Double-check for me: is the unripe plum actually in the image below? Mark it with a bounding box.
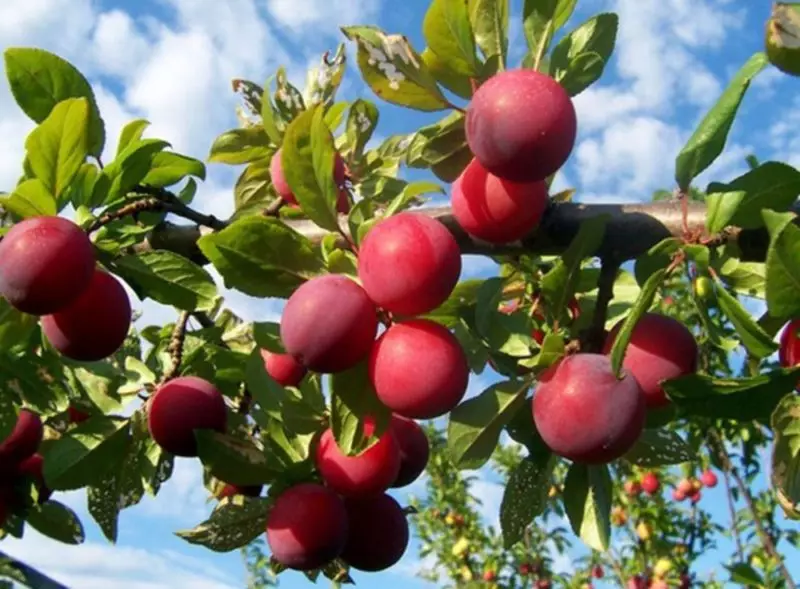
[700,469,718,488]
[41,269,132,362]
[15,453,51,503]
[0,409,43,471]
[147,376,227,457]
[603,312,698,408]
[465,69,577,183]
[533,354,646,464]
[641,472,660,495]
[389,415,430,488]
[315,418,401,497]
[369,319,469,419]
[451,157,548,244]
[266,483,348,571]
[280,274,378,373]
[218,483,262,499]
[779,318,800,368]
[357,212,462,316]
[261,349,306,387]
[0,216,96,315]
[341,493,409,571]
[270,148,348,211]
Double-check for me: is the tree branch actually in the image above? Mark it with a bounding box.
[130,200,784,266]
[0,550,69,589]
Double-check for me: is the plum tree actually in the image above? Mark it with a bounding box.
[603,312,699,408]
[369,319,469,419]
[389,415,430,488]
[465,69,577,183]
[315,418,401,497]
[451,157,549,244]
[0,215,95,315]
[357,212,461,316]
[533,354,646,464]
[147,376,228,457]
[0,410,43,471]
[266,483,348,571]
[341,493,409,572]
[280,274,378,373]
[40,269,132,362]
[260,349,307,387]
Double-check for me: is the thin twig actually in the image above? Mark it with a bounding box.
[160,311,190,384]
[723,468,745,561]
[85,197,165,233]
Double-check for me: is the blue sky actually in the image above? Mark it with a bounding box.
[0,0,799,587]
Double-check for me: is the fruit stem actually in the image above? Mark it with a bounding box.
[263,196,285,217]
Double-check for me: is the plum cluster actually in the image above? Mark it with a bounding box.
[451,69,578,244]
[0,216,132,362]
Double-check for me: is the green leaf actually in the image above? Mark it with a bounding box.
[25,501,85,545]
[232,160,272,217]
[633,238,680,287]
[116,119,150,156]
[675,52,768,189]
[771,393,800,520]
[549,13,618,96]
[345,99,380,161]
[281,107,340,231]
[197,216,324,298]
[422,279,484,328]
[384,180,444,217]
[175,496,273,552]
[447,380,529,469]
[540,214,609,322]
[608,268,666,376]
[195,430,277,486]
[207,127,271,165]
[101,138,171,204]
[114,251,217,312]
[0,179,57,217]
[622,429,693,467]
[0,353,69,416]
[141,151,206,188]
[329,361,390,456]
[24,97,90,199]
[664,368,800,421]
[468,0,509,63]
[714,276,778,358]
[421,48,474,99]
[763,209,800,319]
[500,452,555,548]
[43,417,131,491]
[563,463,612,552]
[726,563,766,587]
[423,0,480,76]
[341,26,450,112]
[523,0,577,58]
[705,162,800,233]
[0,299,38,353]
[3,47,105,155]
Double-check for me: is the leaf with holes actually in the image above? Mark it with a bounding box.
[623,429,693,467]
[500,452,555,548]
[176,496,274,552]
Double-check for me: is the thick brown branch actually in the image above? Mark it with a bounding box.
[131,200,782,265]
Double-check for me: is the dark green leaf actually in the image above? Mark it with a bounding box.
[675,52,768,189]
[563,463,612,551]
[3,47,105,155]
[549,13,618,96]
[623,429,693,467]
[195,430,277,486]
[664,368,800,421]
[25,501,84,545]
[633,238,680,287]
[447,380,529,469]
[114,251,217,312]
[329,360,390,456]
[763,209,800,319]
[197,216,324,298]
[714,276,777,358]
[771,394,800,520]
[500,453,555,548]
[175,496,273,552]
[705,162,800,233]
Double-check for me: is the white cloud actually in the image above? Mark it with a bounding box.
[1,530,240,589]
[90,10,152,79]
[265,0,381,35]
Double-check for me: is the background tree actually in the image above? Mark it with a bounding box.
[1,2,800,589]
